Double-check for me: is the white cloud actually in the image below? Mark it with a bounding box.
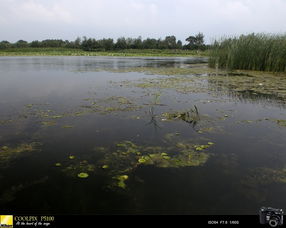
[0,0,285,42]
[0,0,73,24]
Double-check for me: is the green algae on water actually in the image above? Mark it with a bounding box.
[77,172,89,178]
[55,163,62,167]
[62,125,74,129]
[114,175,129,189]
[62,160,95,178]
[41,121,56,127]
[0,142,41,166]
[276,120,286,127]
[242,167,286,186]
[54,136,215,189]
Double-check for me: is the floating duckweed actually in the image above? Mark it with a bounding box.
[0,142,40,166]
[41,121,56,127]
[115,65,286,102]
[117,97,132,105]
[195,147,202,151]
[276,120,286,127]
[55,163,62,167]
[91,96,142,114]
[243,167,286,185]
[197,127,215,133]
[162,109,199,123]
[0,119,14,126]
[114,175,129,189]
[137,151,209,168]
[118,175,128,181]
[25,104,33,108]
[77,172,89,178]
[69,155,75,160]
[175,142,194,150]
[51,115,64,119]
[207,142,215,145]
[105,65,212,76]
[194,144,211,151]
[138,155,151,164]
[62,125,74,128]
[138,158,147,163]
[62,160,95,177]
[62,139,213,189]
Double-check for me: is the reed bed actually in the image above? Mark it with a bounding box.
[209,33,286,72]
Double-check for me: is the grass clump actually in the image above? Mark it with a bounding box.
[209,33,286,72]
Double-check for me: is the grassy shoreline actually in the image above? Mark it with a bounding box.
[0,47,208,57]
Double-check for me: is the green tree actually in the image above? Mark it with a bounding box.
[133,36,143,49]
[185,32,205,50]
[99,38,114,51]
[81,37,97,51]
[0,41,11,49]
[142,38,158,49]
[115,37,127,49]
[15,40,28,48]
[165,36,177,49]
[157,38,167,49]
[30,40,40,47]
[176,40,183,49]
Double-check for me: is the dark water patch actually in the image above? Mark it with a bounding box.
[0,56,286,214]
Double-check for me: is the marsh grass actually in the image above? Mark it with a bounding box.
[209,33,286,72]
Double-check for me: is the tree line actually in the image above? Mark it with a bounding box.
[0,33,207,51]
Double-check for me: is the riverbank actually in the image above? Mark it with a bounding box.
[0,47,208,57]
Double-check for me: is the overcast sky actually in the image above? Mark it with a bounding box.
[1,0,286,43]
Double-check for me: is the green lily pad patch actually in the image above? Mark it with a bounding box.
[77,172,89,178]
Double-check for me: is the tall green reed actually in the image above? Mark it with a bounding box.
[209,33,286,72]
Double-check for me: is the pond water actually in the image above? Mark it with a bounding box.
[0,56,286,215]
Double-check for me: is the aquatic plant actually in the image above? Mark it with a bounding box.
[242,167,286,186]
[41,121,56,127]
[77,172,89,178]
[276,119,286,127]
[0,142,41,166]
[62,160,95,178]
[98,139,213,175]
[161,105,200,126]
[67,138,214,189]
[62,125,74,129]
[206,72,286,100]
[209,33,286,72]
[113,175,129,189]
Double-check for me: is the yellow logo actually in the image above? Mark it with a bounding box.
[0,215,13,227]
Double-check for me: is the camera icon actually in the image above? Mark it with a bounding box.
[259,207,284,227]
